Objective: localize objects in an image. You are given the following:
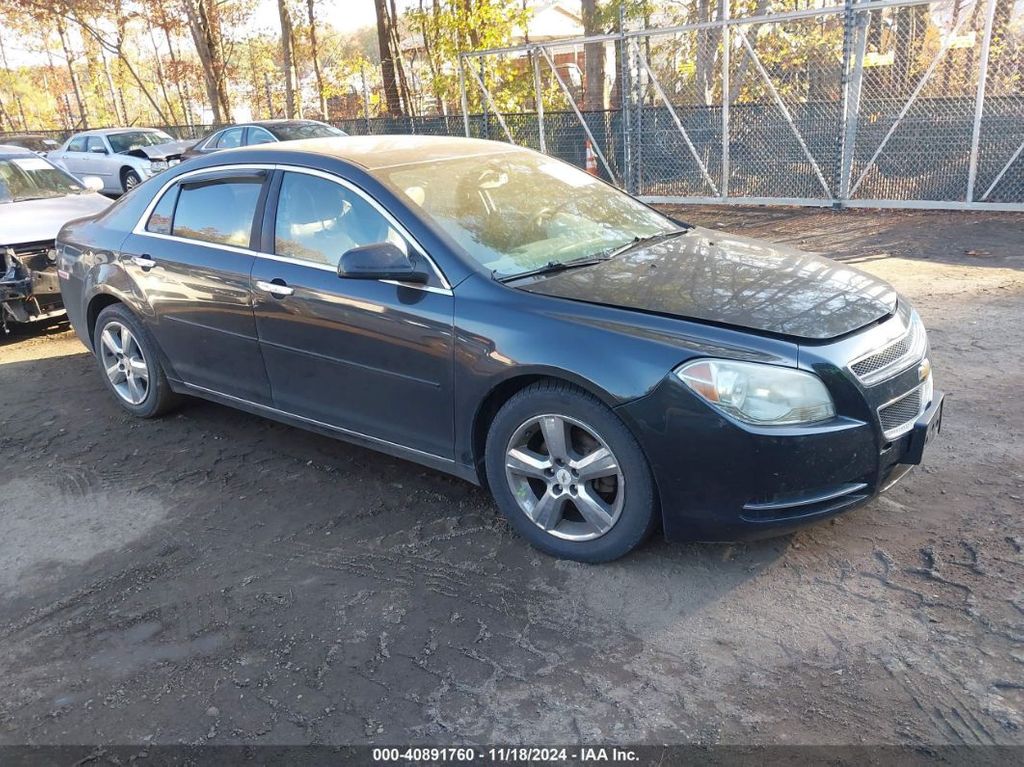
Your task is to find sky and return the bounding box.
[251,0,416,36]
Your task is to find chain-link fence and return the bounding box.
[3,0,1019,210]
[458,0,1024,210]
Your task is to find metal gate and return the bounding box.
[458,0,1024,211]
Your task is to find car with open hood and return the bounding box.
[55,136,944,562]
[1,145,111,331]
[48,128,192,195]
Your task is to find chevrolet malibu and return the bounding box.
[56,136,943,562]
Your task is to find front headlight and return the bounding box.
[149,160,168,172]
[675,359,836,426]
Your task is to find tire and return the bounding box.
[93,304,179,418]
[121,168,141,193]
[485,381,657,563]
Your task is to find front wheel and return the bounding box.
[122,169,141,193]
[485,381,657,563]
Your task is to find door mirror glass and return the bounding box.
[338,242,428,283]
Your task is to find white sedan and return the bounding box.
[48,128,192,195]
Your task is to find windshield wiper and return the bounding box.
[601,228,692,259]
[497,254,612,283]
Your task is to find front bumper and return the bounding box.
[617,374,944,542]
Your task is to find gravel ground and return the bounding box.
[0,206,1022,747]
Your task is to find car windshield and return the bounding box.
[107,130,174,154]
[0,154,85,203]
[379,150,678,278]
[271,123,346,141]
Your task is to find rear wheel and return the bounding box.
[485,381,657,562]
[94,304,178,418]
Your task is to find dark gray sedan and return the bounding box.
[56,136,943,562]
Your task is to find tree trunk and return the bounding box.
[55,15,89,128]
[182,0,230,122]
[305,0,328,119]
[158,3,192,129]
[374,0,403,114]
[277,0,296,118]
[581,0,605,110]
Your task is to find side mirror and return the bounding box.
[338,242,428,284]
[81,175,104,192]
[89,146,108,154]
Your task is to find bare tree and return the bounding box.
[181,0,231,122]
[305,0,328,118]
[581,0,605,110]
[277,0,296,118]
[374,0,403,114]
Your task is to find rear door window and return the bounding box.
[170,176,264,247]
[67,135,86,152]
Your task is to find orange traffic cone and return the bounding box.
[585,138,598,176]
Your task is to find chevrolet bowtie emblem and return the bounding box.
[918,358,932,381]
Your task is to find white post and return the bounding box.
[533,48,546,152]
[721,0,730,199]
[966,0,997,202]
[458,56,470,137]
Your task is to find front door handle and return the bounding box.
[132,254,156,271]
[255,279,295,298]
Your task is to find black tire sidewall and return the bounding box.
[122,170,141,193]
[485,382,657,563]
[94,305,168,418]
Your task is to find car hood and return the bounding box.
[0,193,111,246]
[518,226,898,341]
[124,139,194,161]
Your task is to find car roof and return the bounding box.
[221,135,521,171]
[73,127,167,137]
[0,144,37,156]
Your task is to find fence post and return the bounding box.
[721,0,730,200]
[618,8,632,193]
[632,36,643,193]
[458,55,470,137]
[480,59,490,140]
[966,0,997,202]
[837,0,868,206]
[360,64,371,133]
[533,47,546,152]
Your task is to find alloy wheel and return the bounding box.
[504,414,625,541]
[98,321,150,405]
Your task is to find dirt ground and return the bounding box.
[0,205,1022,747]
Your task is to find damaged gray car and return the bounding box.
[1,146,111,331]
[48,128,193,195]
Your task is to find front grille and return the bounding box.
[850,313,926,386]
[878,384,925,439]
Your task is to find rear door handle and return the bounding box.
[255,280,295,297]
[132,254,156,270]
